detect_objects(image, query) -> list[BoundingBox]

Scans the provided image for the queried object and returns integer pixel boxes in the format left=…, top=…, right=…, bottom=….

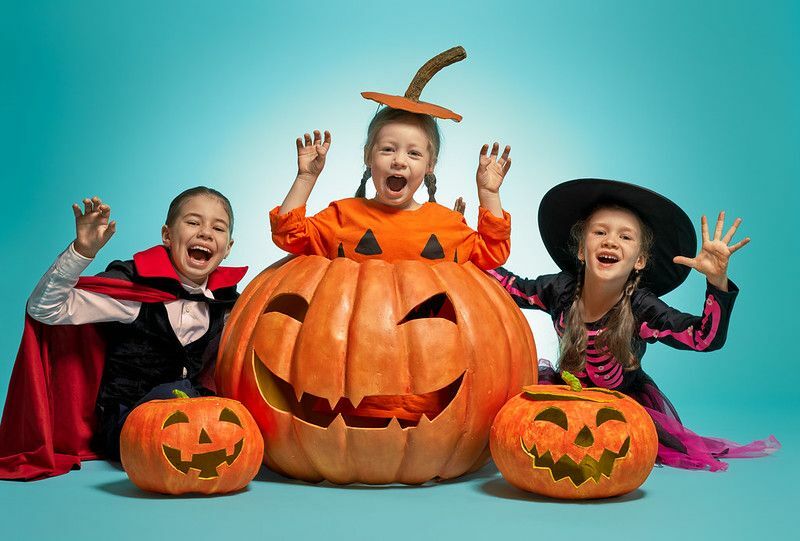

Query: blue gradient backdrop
left=1, top=1, right=797, bottom=539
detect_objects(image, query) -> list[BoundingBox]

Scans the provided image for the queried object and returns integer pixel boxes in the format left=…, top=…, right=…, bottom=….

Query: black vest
left=94, top=258, right=239, bottom=411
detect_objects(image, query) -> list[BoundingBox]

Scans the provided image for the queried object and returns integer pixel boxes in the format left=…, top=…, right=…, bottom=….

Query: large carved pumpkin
left=120, top=396, right=263, bottom=495
left=216, top=255, right=536, bottom=484
left=490, top=385, right=658, bottom=499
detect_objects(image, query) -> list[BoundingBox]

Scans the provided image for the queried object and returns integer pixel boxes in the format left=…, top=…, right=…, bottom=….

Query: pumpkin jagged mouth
left=162, top=440, right=244, bottom=479
left=253, top=353, right=464, bottom=429
left=521, top=437, right=631, bottom=487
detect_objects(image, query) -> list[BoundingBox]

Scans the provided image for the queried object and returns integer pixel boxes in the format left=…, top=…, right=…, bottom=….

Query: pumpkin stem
left=560, top=371, right=582, bottom=392
left=404, top=46, right=466, bottom=102
left=172, top=389, right=190, bottom=399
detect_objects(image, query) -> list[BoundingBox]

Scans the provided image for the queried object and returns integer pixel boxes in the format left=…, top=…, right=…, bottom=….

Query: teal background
left=1, top=1, right=797, bottom=539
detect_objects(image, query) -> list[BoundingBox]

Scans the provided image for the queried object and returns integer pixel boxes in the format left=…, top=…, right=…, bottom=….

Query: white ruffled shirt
left=27, top=243, right=214, bottom=347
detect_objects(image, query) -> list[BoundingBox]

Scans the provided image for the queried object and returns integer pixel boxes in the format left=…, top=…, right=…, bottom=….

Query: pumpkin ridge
left=217, top=256, right=302, bottom=397
left=465, top=263, right=518, bottom=396
left=288, top=257, right=338, bottom=402
left=437, top=263, right=513, bottom=475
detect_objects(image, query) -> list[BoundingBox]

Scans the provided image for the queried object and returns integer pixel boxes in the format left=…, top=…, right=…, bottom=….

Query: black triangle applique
left=421, top=234, right=445, bottom=260
left=453, top=248, right=458, bottom=263
left=337, top=243, right=345, bottom=258
left=355, top=229, right=382, bottom=255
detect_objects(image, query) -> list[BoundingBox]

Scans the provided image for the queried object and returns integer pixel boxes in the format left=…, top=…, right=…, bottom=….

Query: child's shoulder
left=327, top=199, right=464, bottom=221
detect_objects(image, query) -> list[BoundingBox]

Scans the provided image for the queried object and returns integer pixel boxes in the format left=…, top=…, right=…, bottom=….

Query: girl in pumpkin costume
left=271, top=47, right=513, bottom=269
left=490, top=178, right=779, bottom=471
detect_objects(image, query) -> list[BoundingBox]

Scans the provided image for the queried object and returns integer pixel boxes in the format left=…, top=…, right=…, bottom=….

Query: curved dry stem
left=404, top=46, right=467, bottom=101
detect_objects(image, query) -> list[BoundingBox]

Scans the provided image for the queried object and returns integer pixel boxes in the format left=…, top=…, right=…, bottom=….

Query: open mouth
left=522, top=436, right=630, bottom=487
left=253, top=353, right=464, bottom=429
left=188, top=245, right=213, bottom=264
left=596, top=254, right=620, bottom=265
left=386, top=175, right=407, bottom=193
left=162, top=440, right=243, bottom=479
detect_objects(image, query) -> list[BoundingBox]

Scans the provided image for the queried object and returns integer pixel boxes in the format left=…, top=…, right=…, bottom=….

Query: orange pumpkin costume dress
left=269, top=198, right=511, bottom=269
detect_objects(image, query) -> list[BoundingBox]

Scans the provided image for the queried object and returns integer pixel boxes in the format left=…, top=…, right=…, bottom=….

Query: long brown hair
left=557, top=205, right=654, bottom=374
left=355, top=107, right=441, bottom=202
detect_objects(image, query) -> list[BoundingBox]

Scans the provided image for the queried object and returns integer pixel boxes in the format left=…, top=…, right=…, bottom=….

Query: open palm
left=296, top=130, right=331, bottom=180
left=476, top=143, right=511, bottom=193
left=673, top=211, right=749, bottom=285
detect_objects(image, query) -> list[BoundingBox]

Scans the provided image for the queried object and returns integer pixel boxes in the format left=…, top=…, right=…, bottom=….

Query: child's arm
left=486, top=268, right=569, bottom=315
left=467, top=207, right=512, bottom=269
left=278, top=130, right=331, bottom=215
left=27, top=197, right=140, bottom=325
left=638, top=212, right=748, bottom=351
left=636, top=281, right=738, bottom=352
left=475, top=143, right=511, bottom=218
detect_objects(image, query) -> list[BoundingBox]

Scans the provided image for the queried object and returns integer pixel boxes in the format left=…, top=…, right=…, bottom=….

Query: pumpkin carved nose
left=199, top=428, right=212, bottom=444
left=574, top=425, right=594, bottom=447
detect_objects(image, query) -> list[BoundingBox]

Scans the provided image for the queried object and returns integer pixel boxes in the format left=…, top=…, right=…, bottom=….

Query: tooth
left=328, top=413, right=347, bottom=434
left=348, top=392, right=366, bottom=410
left=416, top=413, right=434, bottom=429
left=294, top=387, right=305, bottom=403
left=326, top=396, right=339, bottom=411
left=386, top=417, right=404, bottom=435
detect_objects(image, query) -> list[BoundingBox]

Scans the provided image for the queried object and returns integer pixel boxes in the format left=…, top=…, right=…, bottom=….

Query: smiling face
left=119, top=397, right=264, bottom=495
left=490, top=385, right=658, bottom=499
left=367, top=120, right=434, bottom=211
left=215, top=256, right=538, bottom=484
left=161, top=195, right=234, bottom=285
left=579, top=207, right=647, bottom=289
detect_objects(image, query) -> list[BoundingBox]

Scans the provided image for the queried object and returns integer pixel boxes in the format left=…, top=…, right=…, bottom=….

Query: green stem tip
left=172, top=389, right=190, bottom=399
left=560, top=371, right=582, bottom=392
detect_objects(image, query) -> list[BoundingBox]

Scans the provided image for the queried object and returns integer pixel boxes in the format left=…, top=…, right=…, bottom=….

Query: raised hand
left=296, top=130, right=331, bottom=182
left=476, top=143, right=511, bottom=194
left=673, top=211, right=750, bottom=291
left=453, top=196, right=466, bottom=215
left=72, top=196, right=116, bottom=258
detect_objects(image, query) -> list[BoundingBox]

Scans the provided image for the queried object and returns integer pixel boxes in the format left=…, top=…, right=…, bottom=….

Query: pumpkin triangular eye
left=337, top=243, right=345, bottom=258
left=355, top=229, right=382, bottom=255
left=420, top=234, right=445, bottom=260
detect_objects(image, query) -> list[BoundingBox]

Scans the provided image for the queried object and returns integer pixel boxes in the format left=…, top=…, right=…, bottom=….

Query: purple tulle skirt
left=537, top=361, right=781, bottom=471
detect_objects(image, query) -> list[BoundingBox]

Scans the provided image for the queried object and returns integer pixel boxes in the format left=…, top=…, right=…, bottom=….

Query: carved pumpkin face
left=490, top=385, right=658, bottom=499
left=216, top=255, right=536, bottom=484
left=120, top=397, right=263, bottom=495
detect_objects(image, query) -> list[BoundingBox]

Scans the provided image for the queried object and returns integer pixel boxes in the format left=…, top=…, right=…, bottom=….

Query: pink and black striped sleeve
left=486, top=268, right=568, bottom=315
left=635, top=281, right=739, bottom=352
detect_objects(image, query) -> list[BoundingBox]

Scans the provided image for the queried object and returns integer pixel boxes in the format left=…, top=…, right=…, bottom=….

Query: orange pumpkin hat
left=361, top=46, right=467, bottom=122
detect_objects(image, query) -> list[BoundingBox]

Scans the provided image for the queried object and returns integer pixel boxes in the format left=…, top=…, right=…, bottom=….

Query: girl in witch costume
left=490, top=179, right=779, bottom=471
left=0, top=187, right=246, bottom=479
left=271, top=47, right=513, bottom=269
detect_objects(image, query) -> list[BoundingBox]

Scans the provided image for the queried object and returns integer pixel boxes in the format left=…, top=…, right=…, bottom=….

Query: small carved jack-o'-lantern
left=120, top=395, right=263, bottom=495
left=490, top=384, right=658, bottom=499
left=216, top=255, right=536, bottom=484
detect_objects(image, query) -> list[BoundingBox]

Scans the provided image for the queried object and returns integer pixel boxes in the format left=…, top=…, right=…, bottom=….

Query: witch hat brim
left=538, top=178, right=696, bottom=296
left=362, top=46, right=466, bottom=122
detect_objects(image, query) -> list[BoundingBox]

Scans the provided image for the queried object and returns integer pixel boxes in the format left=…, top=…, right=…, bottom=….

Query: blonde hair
left=558, top=205, right=654, bottom=374
left=356, top=107, right=441, bottom=202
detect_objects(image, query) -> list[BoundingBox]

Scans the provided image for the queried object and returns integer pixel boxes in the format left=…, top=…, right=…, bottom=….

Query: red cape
left=0, top=246, right=247, bottom=480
